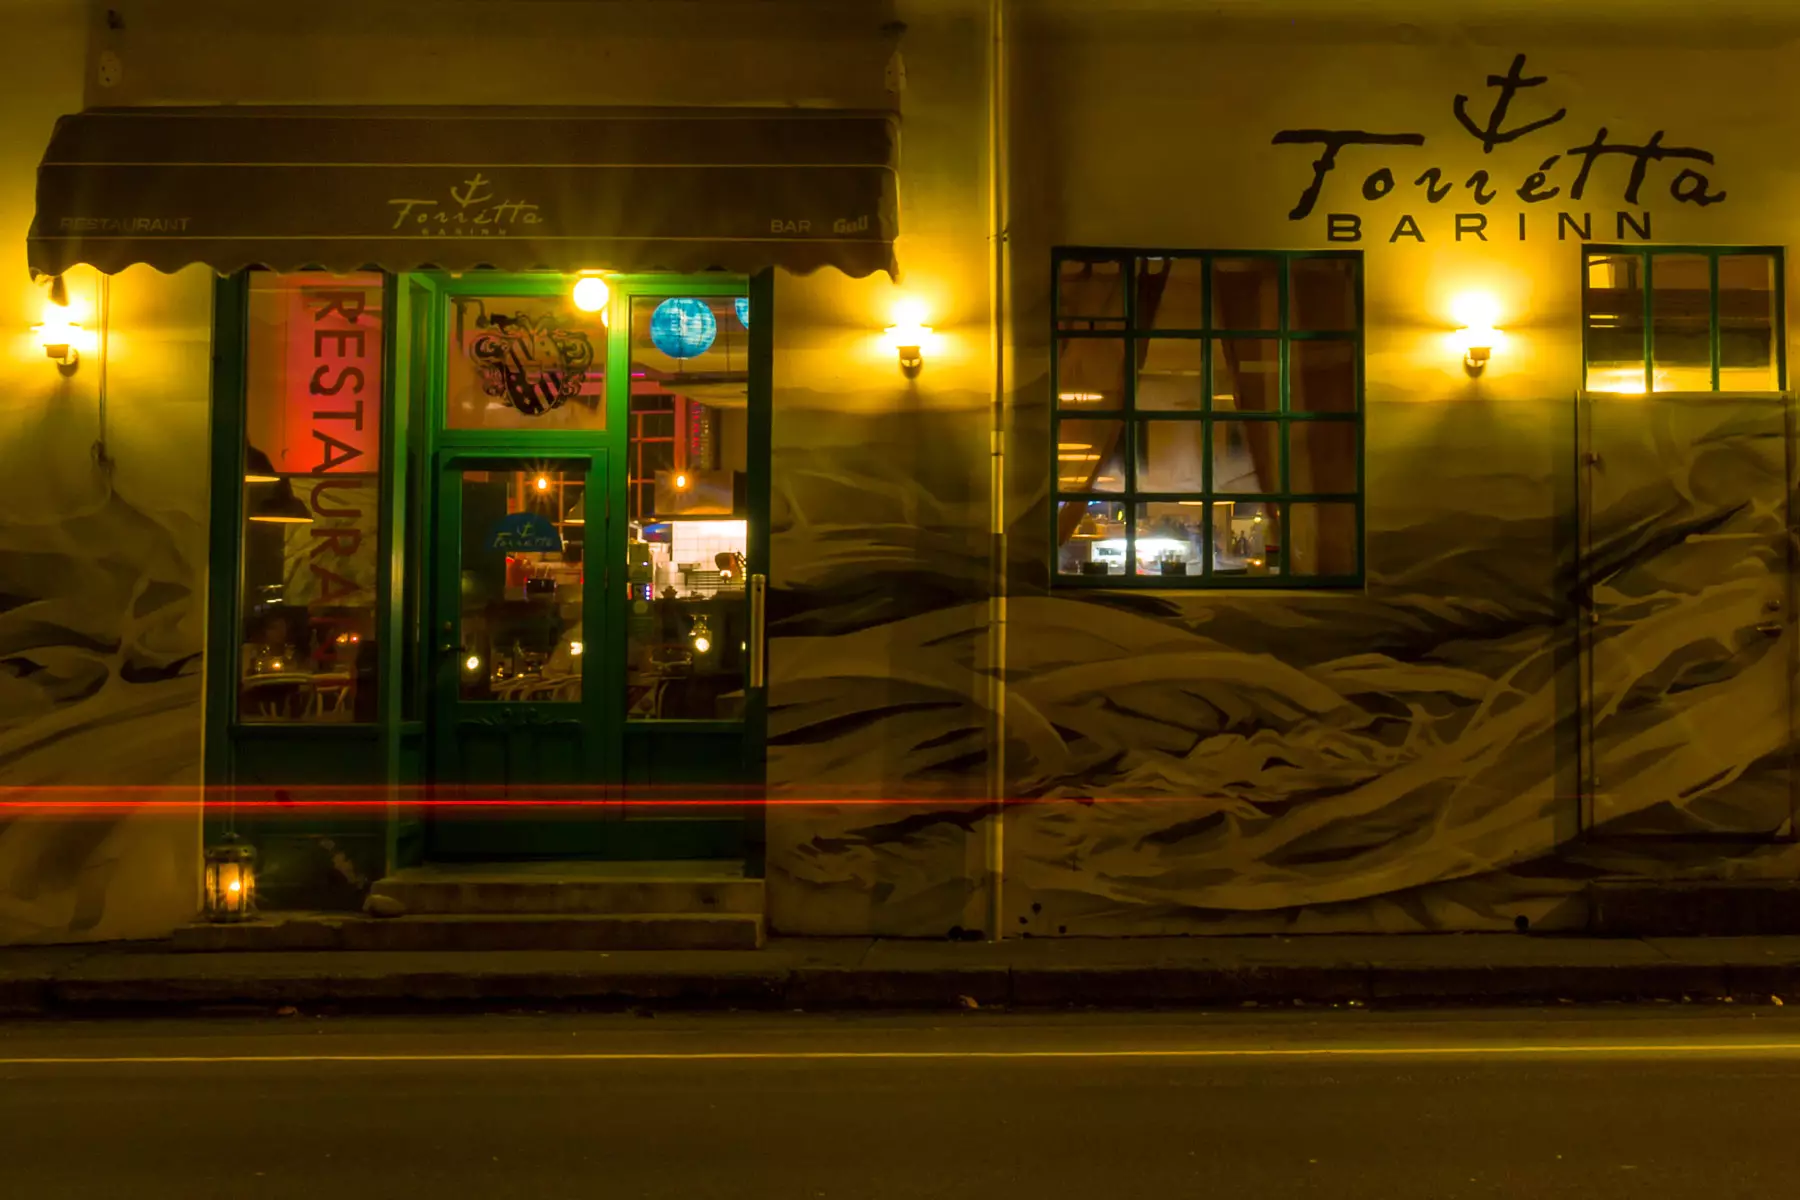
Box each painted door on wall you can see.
[1578,389,1796,838]
[428,455,609,857]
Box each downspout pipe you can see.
[985,0,1010,940]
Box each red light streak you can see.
[0,787,1234,814]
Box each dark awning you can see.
[28,106,899,279]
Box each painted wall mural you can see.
[0,349,209,944]
[764,374,1799,938]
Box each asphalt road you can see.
[4,1007,1799,1199]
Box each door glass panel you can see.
[1650,254,1713,392]
[239,270,384,723]
[457,465,585,702]
[444,293,607,431]
[1719,254,1780,392]
[625,295,750,721]
[1585,254,1647,393]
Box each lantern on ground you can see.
[203,832,257,922]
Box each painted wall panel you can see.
[0,3,209,945]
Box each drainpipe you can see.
[985,0,1010,940]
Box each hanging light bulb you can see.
[535,474,550,492]
[572,274,610,314]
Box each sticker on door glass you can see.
[462,307,596,417]
[486,511,564,553]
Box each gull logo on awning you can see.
[387,173,543,235]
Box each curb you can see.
[5,960,1798,1016]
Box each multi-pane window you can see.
[1052,250,1363,587]
[1584,247,1786,394]
[238,271,385,722]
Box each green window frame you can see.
[1582,245,1787,395]
[1051,248,1365,589]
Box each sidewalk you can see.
[4,934,1800,1016]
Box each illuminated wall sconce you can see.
[884,298,934,376]
[32,275,86,374]
[1451,292,1505,377]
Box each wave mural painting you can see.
[763,384,1798,937]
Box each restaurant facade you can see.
[2,0,1796,947]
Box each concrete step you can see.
[173,912,763,953]
[1587,880,1800,936]
[370,863,762,917]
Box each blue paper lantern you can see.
[735,297,750,328]
[649,298,717,360]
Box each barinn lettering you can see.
[1274,54,1726,244]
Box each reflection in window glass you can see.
[1212,420,1279,494]
[1137,338,1203,411]
[1289,258,1358,331]
[1289,421,1358,494]
[445,292,607,430]
[1584,254,1647,394]
[626,296,752,721]
[1135,502,1207,576]
[1137,257,1205,330]
[1651,254,1712,393]
[456,466,585,703]
[1719,254,1779,392]
[1136,421,1206,492]
[1057,499,1128,577]
[239,271,383,723]
[1057,258,1126,328]
[1212,340,1279,412]
[1585,248,1784,395]
[1056,339,1126,411]
[1211,501,1278,577]
[1289,340,1357,413]
[1211,258,1281,330]
[1057,419,1127,493]
[1289,502,1359,576]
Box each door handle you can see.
[749,573,767,690]
[1756,621,1783,636]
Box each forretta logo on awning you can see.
[1272,54,1727,245]
[387,173,543,235]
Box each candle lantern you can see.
[203,832,257,922]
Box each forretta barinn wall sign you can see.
[1274,54,1726,244]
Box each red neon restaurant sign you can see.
[251,273,383,604]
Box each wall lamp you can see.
[571,271,610,315]
[33,275,87,373]
[1451,292,1504,377]
[884,298,934,377]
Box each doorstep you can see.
[172,911,763,953]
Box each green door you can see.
[415,273,768,866]
[427,453,611,858]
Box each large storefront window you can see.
[1584,247,1785,394]
[1053,250,1363,586]
[623,295,751,719]
[239,272,384,722]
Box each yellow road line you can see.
[6,1043,1800,1065]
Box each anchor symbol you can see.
[450,173,493,209]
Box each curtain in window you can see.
[1054,261,1171,549]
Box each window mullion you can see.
[1709,252,1722,393]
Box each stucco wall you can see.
[0,1,208,944]
[992,4,1800,933]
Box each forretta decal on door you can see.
[1272,54,1727,244]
